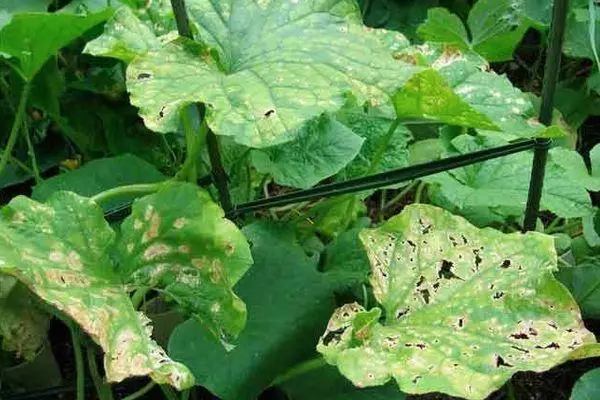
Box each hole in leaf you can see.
[264,109,276,118]
[495,355,513,368]
[493,291,504,299]
[322,328,345,346]
[510,333,528,340]
[536,342,560,350]
[438,260,462,280]
[500,259,512,269]
[412,376,422,384]
[396,307,410,320]
[137,72,151,79]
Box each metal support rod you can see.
[523,0,569,231]
[169,0,233,212]
[229,139,537,218]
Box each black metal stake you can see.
[523,0,569,232]
[169,0,233,212]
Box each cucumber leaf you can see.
[318,204,599,399]
[250,114,364,189]
[0,9,112,80]
[424,135,595,220]
[0,192,194,388]
[571,368,600,400]
[89,0,420,148]
[169,222,338,400]
[118,183,253,344]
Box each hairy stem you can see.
[91,183,166,205]
[0,82,30,178]
[123,381,156,400]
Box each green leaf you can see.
[318,204,599,399]
[416,8,469,50]
[83,6,166,63]
[424,134,595,220]
[0,192,194,388]
[251,114,364,189]
[0,9,112,80]
[556,261,600,319]
[32,154,165,212]
[280,363,406,400]
[0,276,49,361]
[0,0,51,29]
[418,0,529,62]
[322,227,371,287]
[169,222,338,400]
[118,183,253,344]
[571,368,600,400]
[467,0,529,61]
[107,0,421,147]
[395,44,543,138]
[335,104,410,180]
[564,7,600,62]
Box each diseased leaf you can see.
[396,44,545,138]
[0,192,194,388]
[0,276,49,361]
[0,9,112,80]
[318,204,599,400]
[32,154,165,212]
[169,222,337,400]
[92,0,420,147]
[571,368,600,400]
[118,183,253,344]
[424,135,595,220]
[251,114,364,189]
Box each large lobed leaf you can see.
[318,204,599,400]
[0,183,252,389]
[86,0,420,148]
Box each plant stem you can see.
[87,346,114,400]
[271,357,327,386]
[131,286,152,309]
[175,106,206,182]
[0,82,30,178]
[414,181,426,203]
[0,150,34,175]
[90,182,166,205]
[22,114,42,183]
[160,384,180,400]
[123,381,156,400]
[383,180,419,210]
[69,324,86,400]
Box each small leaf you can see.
[318,204,599,399]
[0,9,112,80]
[118,183,253,344]
[570,368,600,400]
[251,114,364,189]
[417,8,469,50]
[0,192,194,388]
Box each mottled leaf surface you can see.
[424,135,595,220]
[0,276,49,360]
[110,0,420,147]
[0,192,193,388]
[169,222,337,400]
[396,44,544,138]
[0,9,112,79]
[118,183,252,344]
[318,204,598,399]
